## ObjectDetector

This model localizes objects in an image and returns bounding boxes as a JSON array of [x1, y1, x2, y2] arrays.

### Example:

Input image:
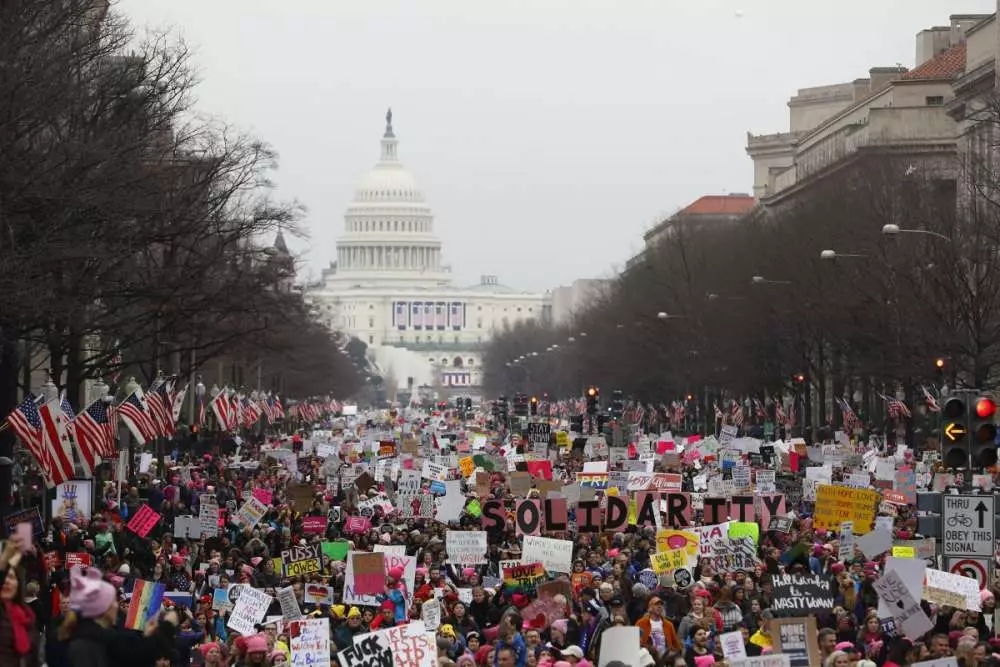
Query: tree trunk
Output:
[[0, 326, 20, 535]]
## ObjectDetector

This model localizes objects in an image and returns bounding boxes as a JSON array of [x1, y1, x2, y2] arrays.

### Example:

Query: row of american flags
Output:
[[1, 378, 334, 489], [546, 391, 934, 435]]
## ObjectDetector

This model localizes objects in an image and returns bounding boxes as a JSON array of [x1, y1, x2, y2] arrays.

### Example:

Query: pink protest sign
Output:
[[344, 516, 371, 534], [252, 488, 273, 505], [302, 516, 328, 534], [126, 504, 161, 538]]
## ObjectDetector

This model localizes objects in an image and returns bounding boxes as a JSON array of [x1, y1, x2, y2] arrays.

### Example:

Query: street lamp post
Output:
[[881, 223, 951, 242], [820, 250, 868, 261]]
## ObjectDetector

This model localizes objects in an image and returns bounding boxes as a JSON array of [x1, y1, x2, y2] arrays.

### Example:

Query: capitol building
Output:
[[307, 111, 550, 399]]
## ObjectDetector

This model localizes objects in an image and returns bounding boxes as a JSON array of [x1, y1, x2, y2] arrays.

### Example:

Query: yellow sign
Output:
[[655, 529, 700, 563], [556, 432, 571, 447], [891, 546, 915, 559], [945, 422, 968, 442], [285, 557, 322, 577], [651, 548, 687, 574], [459, 456, 475, 479], [813, 484, 880, 535]]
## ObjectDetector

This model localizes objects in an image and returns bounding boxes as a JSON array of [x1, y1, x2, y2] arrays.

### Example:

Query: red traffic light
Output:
[[586, 387, 597, 397], [977, 398, 997, 419], [794, 374, 805, 383]]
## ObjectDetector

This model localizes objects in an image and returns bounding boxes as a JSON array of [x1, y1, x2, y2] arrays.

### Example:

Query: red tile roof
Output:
[[899, 42, 966, 80], [680, 195, 756, 216]]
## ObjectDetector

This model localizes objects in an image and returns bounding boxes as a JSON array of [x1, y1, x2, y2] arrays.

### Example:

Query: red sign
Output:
[[302, 516, 328, 534], [126, 504, 161, 538], [65, 552, 92, 569]]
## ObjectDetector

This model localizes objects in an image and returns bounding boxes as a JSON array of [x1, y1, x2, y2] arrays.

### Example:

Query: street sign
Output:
[[942, 494, 995, 557], [944, 422, 968, 442], [947, 557, 990, 590]]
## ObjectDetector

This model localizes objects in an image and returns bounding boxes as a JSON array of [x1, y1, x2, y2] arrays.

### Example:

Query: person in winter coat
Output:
[[0, 537, 38, 667], [60, 566, 178, 667]]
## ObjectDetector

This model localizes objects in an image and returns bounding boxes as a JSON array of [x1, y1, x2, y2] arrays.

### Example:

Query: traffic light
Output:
[[610, 389, 624, 420], [586, 386, 599, 415], [973, 396, 998, 468], [942, 397, 969, 469], [530, 396, 538, 416]]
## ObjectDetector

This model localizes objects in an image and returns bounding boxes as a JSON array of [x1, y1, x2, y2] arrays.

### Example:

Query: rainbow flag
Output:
[[125, 580, 164, 630]]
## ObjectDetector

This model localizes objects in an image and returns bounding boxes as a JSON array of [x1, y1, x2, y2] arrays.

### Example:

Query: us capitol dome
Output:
[[308, 110, 550, 402]]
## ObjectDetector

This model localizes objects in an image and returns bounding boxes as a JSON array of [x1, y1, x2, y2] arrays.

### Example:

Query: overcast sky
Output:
[[117, 0, 993, 293]]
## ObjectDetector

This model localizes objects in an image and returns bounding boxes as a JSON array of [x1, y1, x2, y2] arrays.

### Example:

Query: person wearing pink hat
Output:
[[378, 565, 408, 624], [59, 566, 180, 666], [243, 634, 269, 665]]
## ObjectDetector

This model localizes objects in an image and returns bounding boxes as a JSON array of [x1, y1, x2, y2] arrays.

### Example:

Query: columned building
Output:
[[307, 111, 550, 400]]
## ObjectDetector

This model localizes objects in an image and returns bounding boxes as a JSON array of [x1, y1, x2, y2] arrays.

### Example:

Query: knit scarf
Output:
[[4, 600, 34, 656]]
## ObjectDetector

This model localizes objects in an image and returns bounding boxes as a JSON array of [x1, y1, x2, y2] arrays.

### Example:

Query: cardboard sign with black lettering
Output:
[[770, 574, 835, 615], [281, 544, 322, 577]]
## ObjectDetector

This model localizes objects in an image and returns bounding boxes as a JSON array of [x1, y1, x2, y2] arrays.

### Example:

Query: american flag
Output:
[[730, 400, 745, 428], [5, 394, 47, 481], [210, 388, 233, 431], [714, 403, 724, 423], [837, 398, 862, 433], [273, 396, 285, 419], [72, 399, 117, 460], [260, 395, 276, 423], [108, 340, 123, 382], [671, 401, 685, 426], [145, 377, 171, 438], [786, 403, 797, 428], [39, 400, 75, 486], [882, 394, 912, 419], [119, 391, 157, 445], [240, 395, 260, 429], [775, 402, 787, 425], [229, 392, 242, 430], [752, 398, 767, 420], [921, 386, 941, 413]]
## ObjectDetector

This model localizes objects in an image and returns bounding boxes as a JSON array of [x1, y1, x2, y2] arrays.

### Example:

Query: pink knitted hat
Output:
[[69, 566, 116, 619]]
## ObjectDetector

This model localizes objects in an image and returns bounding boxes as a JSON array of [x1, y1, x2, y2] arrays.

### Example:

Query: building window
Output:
[[467, 358, 474, 366], [369, 304, 374, 309], [517, 307, 522, 312], [477, 306, 482, 311], [476, 319, 483, 328], [453, 356, 463, 368], [368, 336, 374, 344], [926, 95, 944, 106], [368, 317, 374, 328]]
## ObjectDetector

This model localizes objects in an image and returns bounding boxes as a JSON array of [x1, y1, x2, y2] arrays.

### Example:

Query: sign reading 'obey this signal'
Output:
[[943, 494, 994, 558]]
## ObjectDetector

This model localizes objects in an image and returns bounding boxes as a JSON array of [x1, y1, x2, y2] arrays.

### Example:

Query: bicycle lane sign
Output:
[[942, 495, 994, 558]]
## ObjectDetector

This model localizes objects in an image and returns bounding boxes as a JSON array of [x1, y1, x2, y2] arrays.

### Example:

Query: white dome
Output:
[[354, 163, 425, 203], [351, 110, 426, 205]]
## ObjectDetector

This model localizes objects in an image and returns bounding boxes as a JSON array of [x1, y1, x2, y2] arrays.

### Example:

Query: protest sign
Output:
[[503, 562, 545, 596], [770, 574, 835, 614], [772, 617, 820, 667], [235, 496, 268, 530], [446, 531, 488, 565], [813, 485, 879, 534], [289, 618, 330, 667], [350, 622, 436, 667], [277, 585, 303, 620], [521, 535, 573, 574], [351, 552, 386, 596], [228, 586, 273, 635], [126, 505, 161, 538], [343, 550, 417, 607], [281, 544, 322, 577]]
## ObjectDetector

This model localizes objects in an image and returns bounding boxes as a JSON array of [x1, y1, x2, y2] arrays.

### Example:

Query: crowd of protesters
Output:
[[0, 409, 994, 667]]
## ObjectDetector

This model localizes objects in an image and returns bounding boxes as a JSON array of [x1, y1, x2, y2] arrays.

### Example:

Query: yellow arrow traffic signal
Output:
[[945, 422, 968, 442]]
